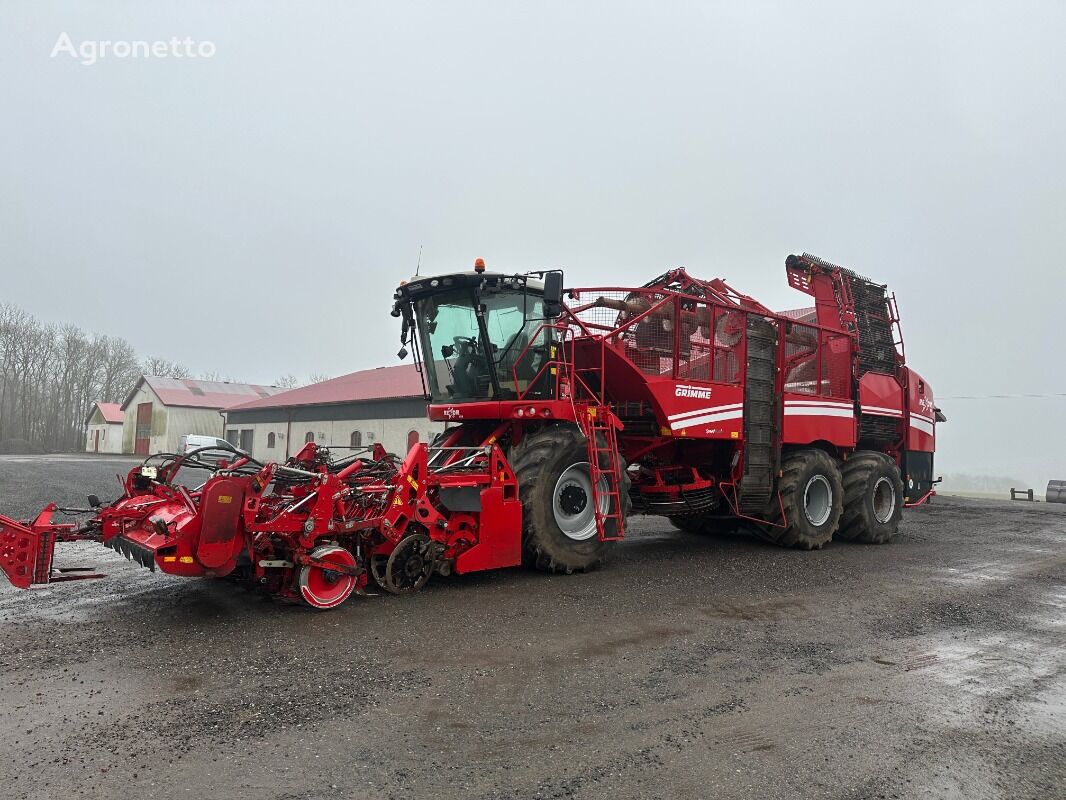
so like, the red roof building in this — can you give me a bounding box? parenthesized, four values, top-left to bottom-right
(224, 364, 440, 460)
(227, 364, 423, 411)
(84, 402, 125, 454)
(121, 376, 284, 412)
(91, 402, 124, 424)
(119, 376, 286, 456)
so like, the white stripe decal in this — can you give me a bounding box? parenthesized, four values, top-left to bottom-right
(784, 399, 852, 409)
(911, 412, 936, 425)
(667, 403, 742, 422)
(670, 409, 744, 431)
(909, 416, 935, 435)
(861, 405, 904, 417)
(783, 407, 854, 418)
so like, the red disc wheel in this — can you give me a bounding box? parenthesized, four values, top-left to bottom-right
(298, 545, 357, 610)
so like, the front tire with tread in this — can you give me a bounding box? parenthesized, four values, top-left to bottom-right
(509, 424, 631, 573)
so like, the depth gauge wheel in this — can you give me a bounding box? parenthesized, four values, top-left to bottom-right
(369, 553, 389, 588)
(298, 545, 358, 610)
(382, 533, 435, 595)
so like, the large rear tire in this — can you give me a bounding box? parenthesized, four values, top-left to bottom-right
(836, 451, 904, 544)
(756, 449, 843, 549)
(509, 424, 631, 573)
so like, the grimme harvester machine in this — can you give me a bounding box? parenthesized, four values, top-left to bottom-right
(0, 254, 943, 609)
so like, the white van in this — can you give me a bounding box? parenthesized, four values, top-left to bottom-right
(179, 434, 238, 456)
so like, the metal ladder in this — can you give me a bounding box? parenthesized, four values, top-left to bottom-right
(580, 407, 627, 541)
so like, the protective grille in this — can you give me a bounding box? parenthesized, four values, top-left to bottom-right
(676, 304, 744, 385)
(820, 332, 852, 398)
(783, 322, 820, 394)
(783, 323, 852, 398)
(849, 279, 898, 375)
(569, 290, 675, 376)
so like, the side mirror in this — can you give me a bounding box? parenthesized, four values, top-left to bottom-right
(543, 271, 564, 318)
(397, 346, 409, 360)
(87, 494, 101, 508)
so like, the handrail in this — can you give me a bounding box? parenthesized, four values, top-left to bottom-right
(509, 321, 574, 400)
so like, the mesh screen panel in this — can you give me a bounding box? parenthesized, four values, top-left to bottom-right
(676, 304, 743, 385)
(783, 322, 820, 394)
(820, 332, 852, 398)
(570, 290, 674, 376)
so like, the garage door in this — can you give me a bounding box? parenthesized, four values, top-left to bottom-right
(134, 403, 152, 456)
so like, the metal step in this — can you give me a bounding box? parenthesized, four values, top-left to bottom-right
(582, 411, 627, 541)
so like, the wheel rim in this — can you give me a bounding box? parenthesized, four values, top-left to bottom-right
(553, 462, 609, 542)
(298, 545, 357, 610)
(872, 476, 897, 524)
(803, 474, 832, 528)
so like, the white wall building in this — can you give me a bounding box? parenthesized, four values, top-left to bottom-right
(223, 364, 443, 462)
(120, 376, 285, 455)
(84, 402, 125, 454)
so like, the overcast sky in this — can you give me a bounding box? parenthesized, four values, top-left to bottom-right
(2, 1, 1063, 487)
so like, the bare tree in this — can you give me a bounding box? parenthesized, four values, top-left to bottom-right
(199, 370, 244, 383)
(142, 357, 192, 379)
(0, 304, 195, 452)
(273, 374, 299, 389)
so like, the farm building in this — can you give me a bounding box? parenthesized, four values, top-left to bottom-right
(84, 402, 124, 454)
(223, 364, 442, 461)
(121, 376, 285, 455)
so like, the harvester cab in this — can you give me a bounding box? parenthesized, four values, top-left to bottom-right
(392, 259, 566, 406)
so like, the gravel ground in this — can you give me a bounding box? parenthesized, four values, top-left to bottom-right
(1, 455, 1063, 800)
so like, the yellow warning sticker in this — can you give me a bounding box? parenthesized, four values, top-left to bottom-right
(730, 431, 740, 439)
(407, 475, 419, 490)
(217, 495, 232, 504)
(660, 426, 671, 436)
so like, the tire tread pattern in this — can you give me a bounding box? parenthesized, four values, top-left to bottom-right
(509, 424, 632, 573)
(758, 449, 843, 550)
(837, 450, 903, 544)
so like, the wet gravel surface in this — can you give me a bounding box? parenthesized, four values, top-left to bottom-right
(1, 455, 1063, 800)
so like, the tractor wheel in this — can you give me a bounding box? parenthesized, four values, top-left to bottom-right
(669, 516, 737, 536)
(836, 452, 904, 544)
(297, 545, 358, 610)
(508, 424, 631, 573)
(756, 449, 843, 550)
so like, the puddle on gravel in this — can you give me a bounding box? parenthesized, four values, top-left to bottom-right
(940, 563, 1013, 585)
